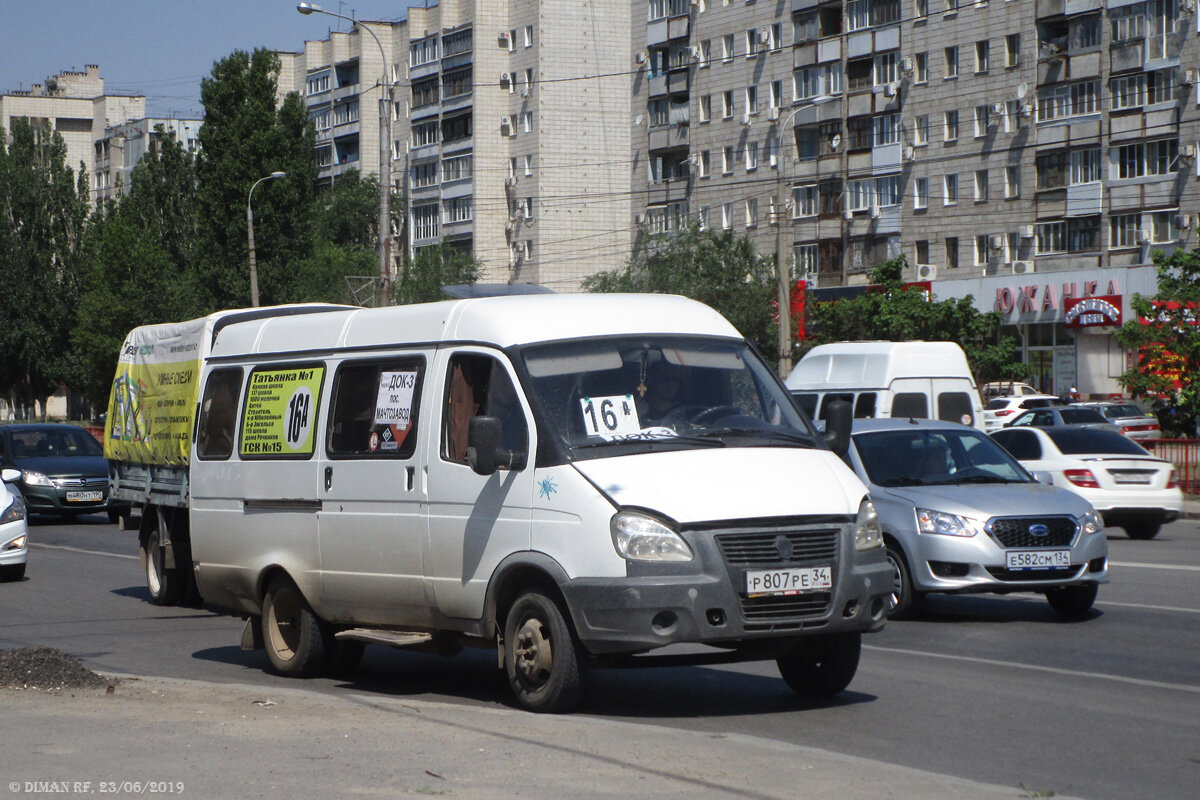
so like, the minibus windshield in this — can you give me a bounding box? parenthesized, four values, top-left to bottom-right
(520, 336, 816, 454)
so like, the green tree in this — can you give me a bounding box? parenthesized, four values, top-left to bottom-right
(1114, 247, 1200, 436)
(394, 244, 482, 305)
(71, 129, 201, 407)
(583, 222, 777, 358)
(805, 256, 1027, 384)
(194, 49, 318, 310)
(0, 119, 90, 417)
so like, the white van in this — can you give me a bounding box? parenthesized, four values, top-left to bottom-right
(141, 294, 890, 712)
(786, 341, 984, 430)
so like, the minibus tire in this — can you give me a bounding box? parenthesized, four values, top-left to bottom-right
(503, 590, 584, 713)
(141, 528, 181, 607)
(262, 576, 327, 678)
(777, 632, 861, 698)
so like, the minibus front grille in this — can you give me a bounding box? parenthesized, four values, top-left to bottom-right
(712, 524, 840, 625)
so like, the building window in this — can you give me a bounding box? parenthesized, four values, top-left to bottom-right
(944, 173, 958, 205)
(1005, 34, 1020, 67)
(442, 67, 472, 100)
(1150, 209, 1181, 242)
(1037, 81, 1099, 122)
(699, 95, 711, 123)
(944, 110, 959, 142)
(521, 111, 533, 134)
(1005, 166, 1021, 198)
(443, 197, 473, 224)
(847, 0, 871, 31)
(795, 244, 818, 275)
(1109, 213, 1140, 248)
(915, 177, 929, 209)
(1070, 149, 1101, 184)
(721, 202, 733, 229)
(745, 85, 759, 115)
(770, 80, 783, 109)
(442, 28, 473, 57)
(412, 77, 439, 108)
(914, 115, 929, 145)
(524, 25, 534, 47)
(523, 155, 533, 176)
(1111, 69, 1177, 111)
(722, 33, 735, 62)
(745, 198, 758, 228)
(975, 40, 990, 72)
(722, 90, 734, 118)
(945, 237, 960, 269)
(974, 105, 990, 137)
(698, 150, 711, 177)
(722, 145, 734, 174)
(915, 52, 929, 83)
(1036, 217, 1101, 253)
(1115, 139, 1178, 179)
(874, 52, 899, 86)
(944, 46, 959, 78)
(974, 169, 989, 202)
(873, 114, 901, 146)
(916, 0, 929, 18)
(306, 72, 331, 95)
(409, 37, 438, 67)
(412, 160, 438, 188)
(916, 239, 930, 265)
(793, 184, 818, 216)
(1004, 100, 1021, 133)
(975, 235, 990, 265)
(412, 204, 439, 241)
(745, 141, 759, 170)
(700, 39, 712, 67)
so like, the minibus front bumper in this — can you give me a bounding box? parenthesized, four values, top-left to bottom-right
(560, 526, 891, 656)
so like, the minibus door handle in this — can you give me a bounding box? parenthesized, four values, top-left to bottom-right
(324, 466, 333, 491)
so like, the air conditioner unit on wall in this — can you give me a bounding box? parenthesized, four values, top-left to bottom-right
(505, 176, 518, 187)
(635, 51, 647, 65)
(884, 82, 896, 97)
(498, 32, 511, 49)
(1019, 224, 1035, 238)
(989, 234, 1004, 250)
(1012, 260, 1035, 274)
(757, 29, 772, 46)
(500, 116, 513, 135)
(768, 106, 780, 120)
(917, 264, 937, 280)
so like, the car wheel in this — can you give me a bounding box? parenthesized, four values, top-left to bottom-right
(777, 632, 861, 698)
(503, 589, 585, 713)
(1123, 522, 1161, 540)
(261, 576, 328, 678)
(141, 528, 181, 606)
(1045, 583, 1098, 620)
(0, 563, 26, 582)
(885, 543, 922, 620)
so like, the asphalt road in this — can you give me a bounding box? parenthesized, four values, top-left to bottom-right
(3, 515, 1198, 800)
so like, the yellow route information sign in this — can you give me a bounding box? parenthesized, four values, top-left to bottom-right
(240, 367, 325, 457)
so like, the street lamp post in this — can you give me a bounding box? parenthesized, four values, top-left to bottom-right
(247, 171, 287, 307)
(772, 106, 805, 376)
(299, 1, 393, 307)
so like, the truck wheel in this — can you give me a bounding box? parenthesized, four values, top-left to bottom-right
(885, 543, 921, 620)
(777, 632, 861, 698)
(1045, 583, 1097, 620)
(261, 576, 327, 678)
(503, 590, 584, 713)
(141, 528, 181, 606)
(1123, 522, 1161, 540)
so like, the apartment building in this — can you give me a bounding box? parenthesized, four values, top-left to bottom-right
(636, 0, 1198, 396)
(93, 117, 202, 204)
(278, 0, 634, 290)
(0, 65, 145, 207)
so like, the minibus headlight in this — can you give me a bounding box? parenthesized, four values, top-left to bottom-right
(854, 499, 884, 551)
(21, 470, 53, 487)
(0, 495, 26, 525)
(611, 512, 693, 562)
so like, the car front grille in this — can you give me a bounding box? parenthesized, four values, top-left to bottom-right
(51, 476, 108, 490)
(710, 519, 842, 630)
(987, 516, 1078, 548)
(985, 565, 1086, 582)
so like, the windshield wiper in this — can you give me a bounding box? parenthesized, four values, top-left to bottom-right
(569, 433, 724, 451)
(691, 427, 815, 446)
(875, 477, 929, 487)
(952, 474, 1014, 484)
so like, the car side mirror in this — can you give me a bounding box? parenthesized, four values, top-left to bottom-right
(1, 467, 20, 484)
(823, 400, 852, 458)
(467, 415, 527, 476)
(1032, 470, 1054, 485)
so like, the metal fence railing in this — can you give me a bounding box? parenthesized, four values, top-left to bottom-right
(1143, 439, 1200, 495)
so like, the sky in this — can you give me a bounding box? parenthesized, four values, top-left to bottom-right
(0, 0, 429, 118)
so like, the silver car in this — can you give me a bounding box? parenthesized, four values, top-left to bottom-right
(847, 419, 1108, 620)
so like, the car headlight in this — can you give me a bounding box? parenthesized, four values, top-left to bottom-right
(917, 508, 982, 537)
(611, 511, 693, 562)
(0, 495, 26, 525)
(21, 470, 53, 487)
(855, 498, 884, 551)
(3, 534, 27, 552)
(1079, 509, 1104, 536)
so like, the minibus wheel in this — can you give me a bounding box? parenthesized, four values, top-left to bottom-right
(503, 589, 584, 713)
(776, 632, 861, 698)
(262, 576, 327, 677)
(141, 527, 181, 607)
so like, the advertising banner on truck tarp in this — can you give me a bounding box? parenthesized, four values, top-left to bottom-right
(104, 318, 206, 465)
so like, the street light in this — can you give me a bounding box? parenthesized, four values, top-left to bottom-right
(298, 1, 393, 307)
(771, 105, 806, 376)
(247, 171, 287, 308)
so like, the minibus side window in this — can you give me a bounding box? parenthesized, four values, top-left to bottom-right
(442, 354, 528, 466)
(854, 392, 877, 418)
(197, 368, 243, 460)
(327, 359, 424, 458)
(937, 391, 974, 425)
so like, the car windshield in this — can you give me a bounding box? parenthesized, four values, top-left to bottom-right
(520, 336, 816, 456)
(8, 427, 103, 459)
(1100, 404, 1145, 419)
(1046, 428, 1149, 456)
(1059, 408, 1107, 424)
(853, 427, 1029, 486)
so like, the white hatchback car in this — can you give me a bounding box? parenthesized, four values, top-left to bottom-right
(1, 467, 29, 581)
(982, 395, 1062, 432)
(990, 427, 1182, 540)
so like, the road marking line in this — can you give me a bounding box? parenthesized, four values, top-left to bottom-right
(1096, 600, 1200, 615)
(30, 543, 137, 560)
(865, 645, 1200, 694)
(1110, 561, 1200, 572)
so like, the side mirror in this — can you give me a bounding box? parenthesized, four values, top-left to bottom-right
(467, 416, 527, 476)
(1032, 470, 1054, 485)
(1, 467, 20, 484)
(823, 400, 852, 458)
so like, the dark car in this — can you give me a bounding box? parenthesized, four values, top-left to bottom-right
(1004, 405, 1121, 433)
(0, 424, 123, 520)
